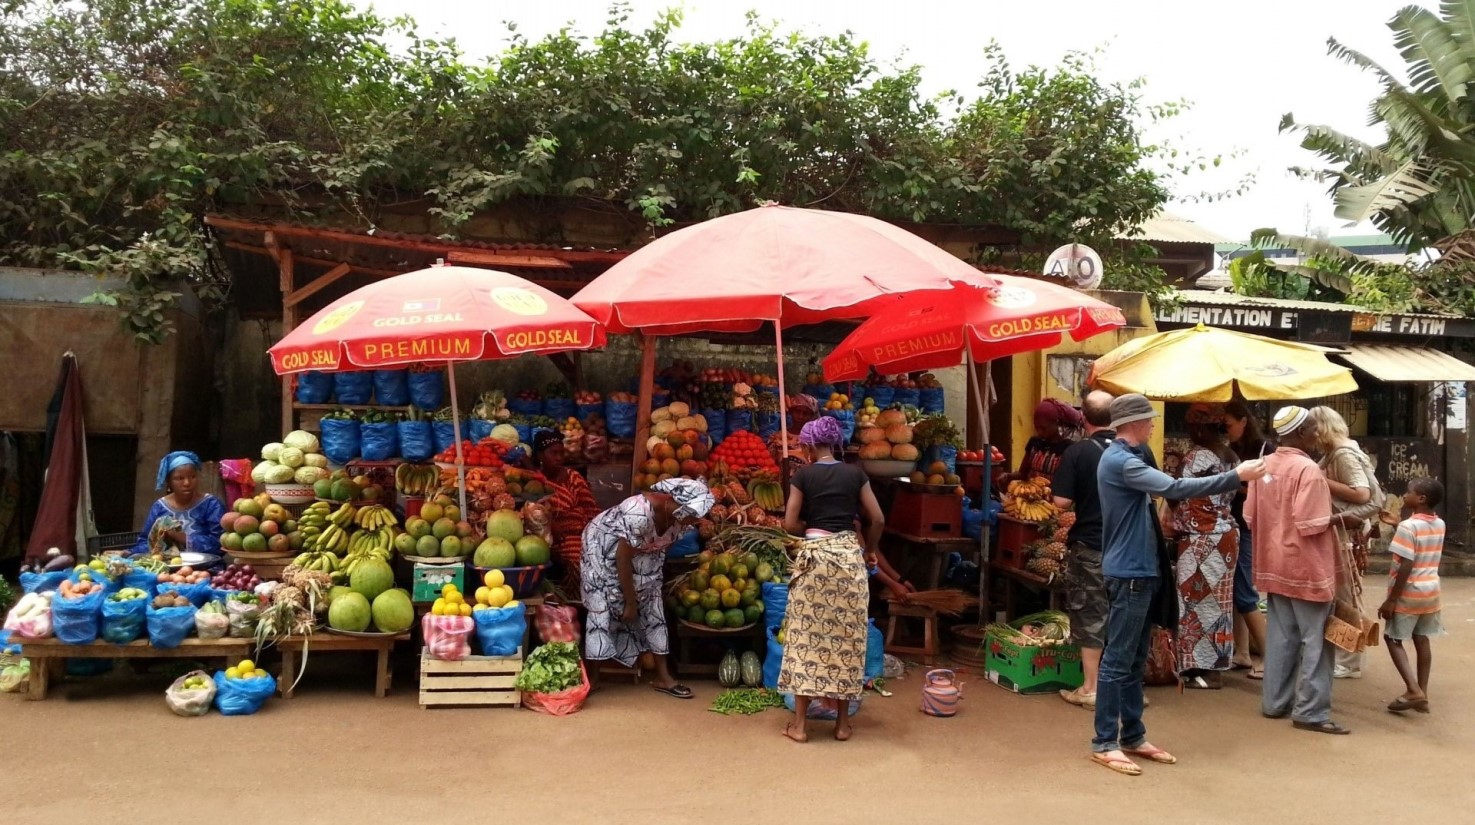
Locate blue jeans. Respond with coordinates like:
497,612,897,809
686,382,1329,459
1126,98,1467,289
1092,575,1157,753
1233,527,1259,614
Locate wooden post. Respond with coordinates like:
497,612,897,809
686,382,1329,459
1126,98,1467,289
271,239,296,436
630,333,659,490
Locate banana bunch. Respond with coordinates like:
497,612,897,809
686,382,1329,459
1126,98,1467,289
329,502,356,528
745,478,785,511
341,538,393,578
354,504,397,530
395,463,439,496
296,501,334,545
1006,477,1053,501
348,526,395,557
292,550,343,574
1003,495,1058,523
312,523,350,554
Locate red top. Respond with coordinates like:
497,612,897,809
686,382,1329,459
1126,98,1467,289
1244,447,1338,603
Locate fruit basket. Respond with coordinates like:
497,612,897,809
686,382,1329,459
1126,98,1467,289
677,618,758,634
265,483,315,504
861,459,915,478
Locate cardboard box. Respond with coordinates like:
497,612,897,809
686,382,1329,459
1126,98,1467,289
984,636,1083,695
412,562,466,602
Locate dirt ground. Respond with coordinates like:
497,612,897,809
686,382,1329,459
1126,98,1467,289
5,577,1472,824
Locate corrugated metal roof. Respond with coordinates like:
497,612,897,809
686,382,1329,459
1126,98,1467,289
1337,344,1475,382
1119,211,1232,245
1170,289,1372,313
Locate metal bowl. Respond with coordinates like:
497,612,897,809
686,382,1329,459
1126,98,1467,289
861,459,916,478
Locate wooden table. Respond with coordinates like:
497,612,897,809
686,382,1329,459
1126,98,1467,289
881,529,978,591
17,637,253,701
276,632,411,698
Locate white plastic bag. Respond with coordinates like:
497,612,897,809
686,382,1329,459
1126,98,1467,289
0,654,30,693
421,614,473,661
165,669,217,717
194,606,229,641
3,592,53,639
227,599,261,639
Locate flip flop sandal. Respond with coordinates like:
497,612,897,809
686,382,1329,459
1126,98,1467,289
653,684,693,699
1387,697,1430,713
1247,668,1264,681
1124,745,1178,764
1090,753,1142,776
1292,720,1351,735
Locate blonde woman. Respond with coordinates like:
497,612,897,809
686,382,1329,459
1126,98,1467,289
1308,406,1384,679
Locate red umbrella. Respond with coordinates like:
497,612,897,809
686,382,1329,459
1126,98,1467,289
270,266,604,373
822,274,1127,381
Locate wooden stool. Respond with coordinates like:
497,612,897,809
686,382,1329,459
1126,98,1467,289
597,660,644,684
884,603,941,664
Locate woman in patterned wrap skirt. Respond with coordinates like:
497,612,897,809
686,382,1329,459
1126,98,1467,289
778,417,885,743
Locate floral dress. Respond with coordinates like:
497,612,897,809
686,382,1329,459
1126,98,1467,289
132,494,226,555
1171,447,1239,674
580,495,677,667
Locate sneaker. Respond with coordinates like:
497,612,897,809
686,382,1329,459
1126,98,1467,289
1060,688,1096,708
1333,666,1362,680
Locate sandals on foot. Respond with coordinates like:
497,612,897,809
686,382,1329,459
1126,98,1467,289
653,684,693,699
1387,696,1430,713
1247,667,1264,681
1091,752,1142,776
1292,720,1351,735
1124,744,1177,764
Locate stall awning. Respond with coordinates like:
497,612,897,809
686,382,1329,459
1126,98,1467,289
1337,344,1475,382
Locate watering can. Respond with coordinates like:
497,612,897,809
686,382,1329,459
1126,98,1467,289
921,668,961,717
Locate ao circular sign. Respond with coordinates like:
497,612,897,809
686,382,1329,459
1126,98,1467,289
1044,244,1104,289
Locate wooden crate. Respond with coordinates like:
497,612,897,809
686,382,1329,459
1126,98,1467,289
418,648,522,708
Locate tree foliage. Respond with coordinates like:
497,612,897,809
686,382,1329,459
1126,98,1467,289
1,0,1178,340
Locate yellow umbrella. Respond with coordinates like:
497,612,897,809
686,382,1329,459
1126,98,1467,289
1088,323,1358,402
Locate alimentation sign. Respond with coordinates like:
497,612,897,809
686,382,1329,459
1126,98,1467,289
1156,303,1474,340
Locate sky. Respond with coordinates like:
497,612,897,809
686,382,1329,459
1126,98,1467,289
352,0,1425,243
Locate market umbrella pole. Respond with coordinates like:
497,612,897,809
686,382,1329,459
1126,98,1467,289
447,362,468,520
968,349,994,624
774,324,789,461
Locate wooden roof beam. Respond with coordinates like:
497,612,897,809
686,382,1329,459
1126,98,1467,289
285,262,351,309
445,249,573,270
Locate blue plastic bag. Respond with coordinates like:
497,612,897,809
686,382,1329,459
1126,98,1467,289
923,445,958,475
666,529,700,558
507,397,544,418
372,370,410,406
320,418,362,465
295,371,333,404
513,422,534,445
867,386,895,407
468,419,494,443
121,562,158,595
919,386,945,414
700,408,725,444
19,571,66,594
726,408,752,435
157,580,212,607
756,411,781,440
825,409,856,443
761,582,788,630
962,507,985,540
398,420,433,462
763,625,784,689
544,397,575,421
146,602,197,649
784,693,861,719
408,369,445,409
431,421,459,454
360,422,399,461
865,619,884,683
472,606,527,657
68,568,120,596
100,595,148,644
605,400,637,439
213,670,277,716
802,383,834,402
577,403,604,424
651,390,670,410
334,372,374,404
52,589,105,644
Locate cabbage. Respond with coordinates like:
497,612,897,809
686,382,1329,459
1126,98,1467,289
283,430,320,453
294,465,327,485
490,424,520,446
276,446,305,469
302,453,328,469
251,460,280,483
261,442,284,462
265,465,296,484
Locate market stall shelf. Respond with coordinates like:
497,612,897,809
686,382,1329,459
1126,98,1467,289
18,637,254,701
224,550,293,581
880,529,976,592
418,648,522,708
673,621,763,678
277,632,410,699
884,602,941,665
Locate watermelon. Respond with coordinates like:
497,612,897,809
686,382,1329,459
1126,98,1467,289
718,651,741,687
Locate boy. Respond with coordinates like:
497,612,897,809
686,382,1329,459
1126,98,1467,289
1378,477,1445,714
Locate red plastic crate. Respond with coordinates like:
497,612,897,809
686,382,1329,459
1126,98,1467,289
888,487,962,538
992,516,1042,569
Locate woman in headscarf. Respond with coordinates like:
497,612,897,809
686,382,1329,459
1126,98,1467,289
1170,404,1242,688
533,430,600,593
779,416,884,743
581,477,714,699
1006,398,1085,486
131,451,225,556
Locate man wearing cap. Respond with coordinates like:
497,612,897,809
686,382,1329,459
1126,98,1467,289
1090,393,1267,775
1245,406,1362,735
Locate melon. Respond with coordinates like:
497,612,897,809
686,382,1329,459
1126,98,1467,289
349,557,394,602
439,535,463,558
740,651,762,687
415,535,441,557
884,423,913,444
859,442,894,460
718,650,741,687
485,509,524,543
474,537,517,568
858,427,888,444
328,585,353,604
515,535,551,566
891,443,920,462
370,589,414,633
876,409,908,428
328,592,371,632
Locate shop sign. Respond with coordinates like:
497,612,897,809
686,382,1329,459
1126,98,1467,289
1361,437,1443,495
1156,303,1475,338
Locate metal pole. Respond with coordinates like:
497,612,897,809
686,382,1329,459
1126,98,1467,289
967,347,994,624
447,361,467,519
775,323,789,461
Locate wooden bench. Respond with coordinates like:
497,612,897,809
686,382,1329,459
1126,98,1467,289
17,637,253,701
882,529,978,591
276,633,411,699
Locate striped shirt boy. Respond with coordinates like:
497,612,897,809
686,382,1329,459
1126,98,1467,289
1388,513,1444,615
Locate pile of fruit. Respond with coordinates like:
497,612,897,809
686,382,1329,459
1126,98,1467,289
957,447,1006,464
574,389,602,406
325,577,413,634
637,415,711,490
856,396,881,429
823,392,853,412
698,465,785,531
709,430,780,479
430,583,472,617
856,408,919,462
152,591,191,609
224,658,268,681
399,504,476,559
220,496,300,555
1025,540,1068,577
394,463,440,496
252,430,330,487
156,566,210,586
607,391,638,405
177,672,212,691
107,587,149,604
908,461,964,493
471,509,551,568
472,569,521,611
311,469,386,503
1003,477,1059,523
667,550,777,630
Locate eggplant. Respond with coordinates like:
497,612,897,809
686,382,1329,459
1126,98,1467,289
42,554,75,572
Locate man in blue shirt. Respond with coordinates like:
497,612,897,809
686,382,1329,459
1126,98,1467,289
1090,394,1266,775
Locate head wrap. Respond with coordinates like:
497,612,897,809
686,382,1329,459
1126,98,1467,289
1034,398,1085,431
1185,403,1226,426
798,416,845,449
651,478,715,520
156,451,201,491
1273,406,1310,436
532,429,562,459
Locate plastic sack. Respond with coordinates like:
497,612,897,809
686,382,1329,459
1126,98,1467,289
19,571,66,594
701,408,726,445
52,589,105,645
146,602,196,649
761,582,788,630
422,613,474,661
535,596,581,645
195,607,229,640
408,369,445,409
4,593,53,639
295,370,334,404
763,625,784,689
213,670,276,716
605,400,637,439
919,387,945,414
962,507,986,540
0,654,30,693
726,408,753,435
666,529,700,558
166,669,217,717
121,564,158,595
100,595,148,644
865,619,884,684
784,693,862,719
924,445,957,475
473,606,527,657
333,371,373,404
157,580,212,608
514,423,535,445
508,397,544,418
894,387,920,408
867,386,895,407
824,409,856,443
397,420,434,462
576,403,604,424
523,661,590,717
802,384,835,402
756,411,781,440
432,421,459,454
468,419,495,443
882,654,906,680
320,418,362,465
69,567,120,595
372,369,410,406
227,599,261,639
359,422,398,461
544,397,576,421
